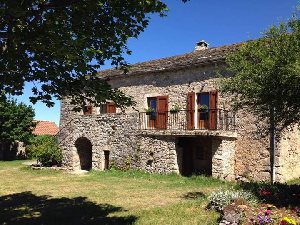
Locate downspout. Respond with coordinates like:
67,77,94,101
270,107,276,184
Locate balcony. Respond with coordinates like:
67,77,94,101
139,109,236,132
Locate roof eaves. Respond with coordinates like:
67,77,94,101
107,57,226,79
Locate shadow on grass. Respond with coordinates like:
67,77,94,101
239,182,300,207
182,191,206,200
0,192,136,225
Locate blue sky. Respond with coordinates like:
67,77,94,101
16,0,299,125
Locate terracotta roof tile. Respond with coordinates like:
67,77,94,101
97,42,242,78
32,121,59,136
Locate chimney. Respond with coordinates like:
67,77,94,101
194,40,209,51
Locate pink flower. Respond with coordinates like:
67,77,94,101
265,209,271,215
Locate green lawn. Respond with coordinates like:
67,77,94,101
0,160,231,225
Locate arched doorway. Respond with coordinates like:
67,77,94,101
75,137,92,170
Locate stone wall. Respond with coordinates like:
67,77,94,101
277,125,300,182
212,137,236,180
138,135,178,173
60,112,139,170
234,110,271,181
109,65,232,114
59,108,236,179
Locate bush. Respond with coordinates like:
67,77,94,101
26,135,62,166
208,188,258,212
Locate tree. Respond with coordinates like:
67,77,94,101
26,135,62,166
0,97,35,160
220,13,300,183
0,0,188,108
0,97,35,143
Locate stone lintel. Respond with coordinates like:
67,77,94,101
139,129,237,139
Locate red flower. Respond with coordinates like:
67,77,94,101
259,189,272,196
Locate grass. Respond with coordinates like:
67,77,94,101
1,161,299,225
0,160,230,225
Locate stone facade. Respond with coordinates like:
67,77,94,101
60,112,139,170
234,110,271,181
276,125,300,182
212,137,236,180
59,46,300,182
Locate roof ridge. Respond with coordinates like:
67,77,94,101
96,41,244,78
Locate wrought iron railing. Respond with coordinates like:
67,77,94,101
139,109,236,131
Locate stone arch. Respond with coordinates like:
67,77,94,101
75,137,93,170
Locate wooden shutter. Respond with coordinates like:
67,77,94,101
156,96,168,129
209,91,218,129
187,92,195,130
107,102,116,113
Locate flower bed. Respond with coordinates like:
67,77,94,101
208,183,300,225
243,204,299,224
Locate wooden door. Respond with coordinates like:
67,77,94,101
187,92,195,130
156,96,168,129
104,151,110,170
209,91,218,129
107,102,116,113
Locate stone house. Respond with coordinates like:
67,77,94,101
59,41,300,182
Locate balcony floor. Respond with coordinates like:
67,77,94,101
139,129,237,139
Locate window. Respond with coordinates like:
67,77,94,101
147,97,157,120
100,104,107,114
197,91,218,129
83,105,93,115
146,96,168,129
100,102,116,114
187,91,218,130
198,92,209,120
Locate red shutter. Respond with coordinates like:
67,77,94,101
84,106,93,115
187,92,195,130
209,91,218,129
156,96,168,129
107,102,116,113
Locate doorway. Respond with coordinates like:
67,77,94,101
75,137,92,170
104,150,110,170
177,137,212,176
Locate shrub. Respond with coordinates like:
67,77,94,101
208,188,258,212
26,135,62,166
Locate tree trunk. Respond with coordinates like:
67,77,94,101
270,107,276,184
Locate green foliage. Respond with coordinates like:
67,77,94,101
0,97,35,143
220,11,300,132
208,189,258,212
199,104,209,111
239,181,300,207
144,107,155,113
170,103,182,113
0,0,188,108
26,135,62,166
